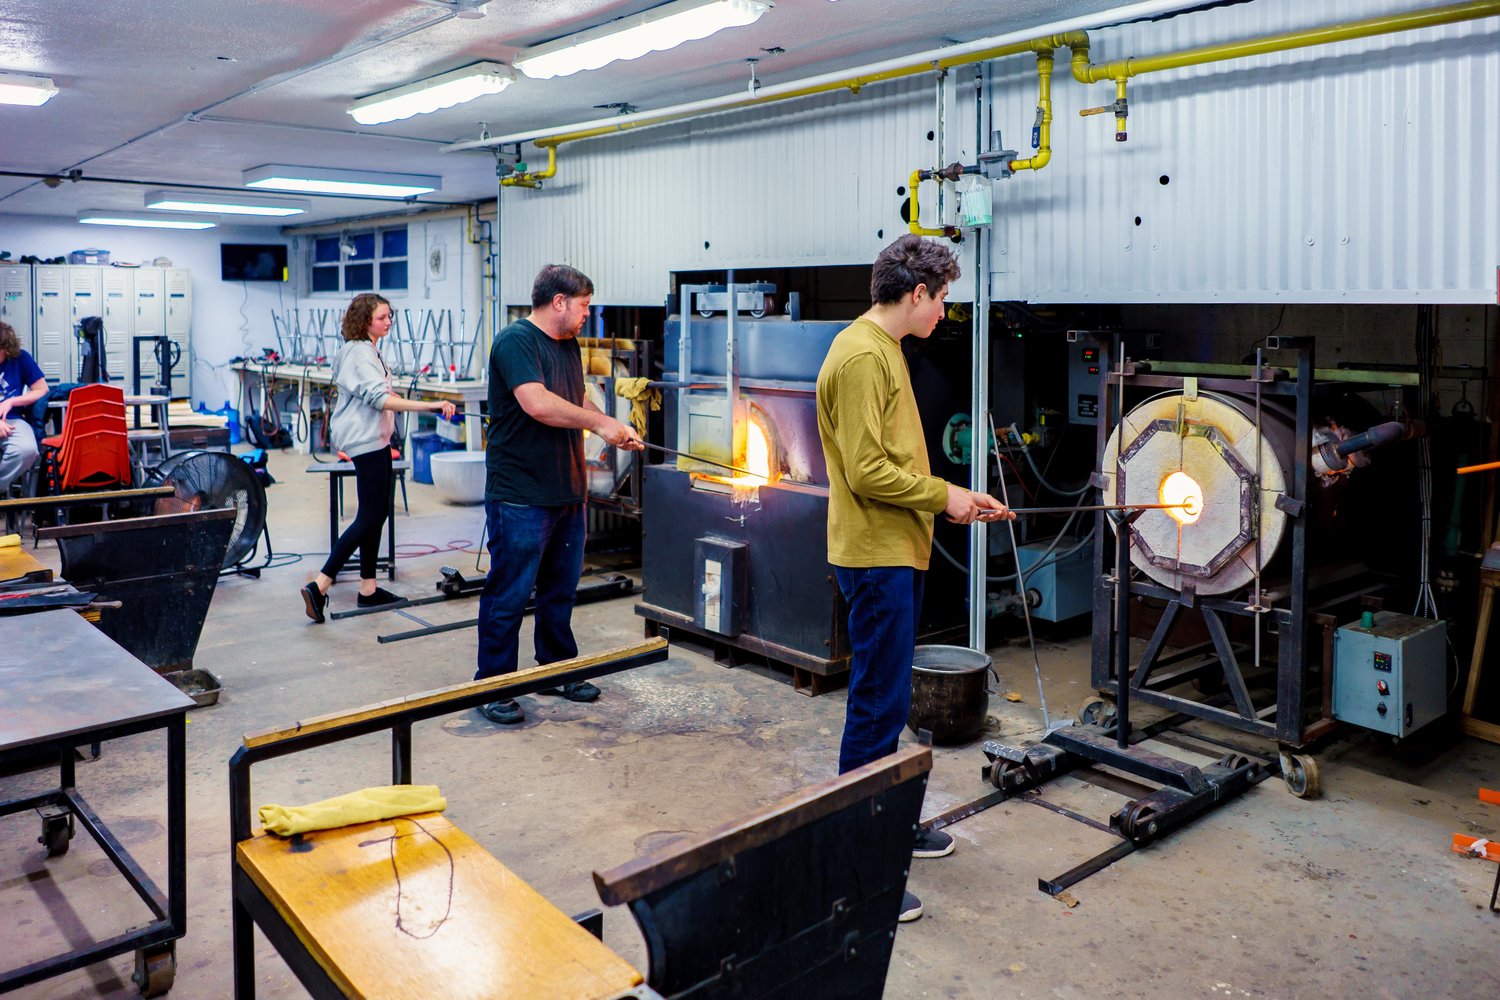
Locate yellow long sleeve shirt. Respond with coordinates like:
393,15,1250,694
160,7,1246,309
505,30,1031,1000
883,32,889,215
816,318,949,570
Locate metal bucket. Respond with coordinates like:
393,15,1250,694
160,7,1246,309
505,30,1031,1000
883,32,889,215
907,645,992,746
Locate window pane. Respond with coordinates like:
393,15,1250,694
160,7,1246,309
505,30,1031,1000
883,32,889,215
348,232,375,261
311,265,340,292
379,260,408,291
345,263,374,291
381,228,408,259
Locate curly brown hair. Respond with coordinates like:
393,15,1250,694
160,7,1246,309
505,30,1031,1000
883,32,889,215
870,234,961,306
342,293,391,342
0,321,20,361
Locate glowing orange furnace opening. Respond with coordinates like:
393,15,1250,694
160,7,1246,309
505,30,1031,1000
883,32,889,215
1159,470,1203,525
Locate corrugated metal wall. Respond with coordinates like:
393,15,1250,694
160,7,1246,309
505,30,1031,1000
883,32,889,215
499,0,1500,306
499,77,935,306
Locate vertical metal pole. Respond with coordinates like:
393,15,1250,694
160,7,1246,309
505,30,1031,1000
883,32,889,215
725,270,739,463
677,286,693,458
392,721,413,785
1114,513,1133,749
167,714,187,933
1279,339,1314,744
968,236,989,650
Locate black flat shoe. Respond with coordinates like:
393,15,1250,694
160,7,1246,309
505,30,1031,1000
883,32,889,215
301,582,326,623
357,587,403,608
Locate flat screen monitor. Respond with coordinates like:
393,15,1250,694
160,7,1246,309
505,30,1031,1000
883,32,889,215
221,243,288,282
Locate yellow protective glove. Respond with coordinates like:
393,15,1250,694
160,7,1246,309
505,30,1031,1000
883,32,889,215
257,784,446,837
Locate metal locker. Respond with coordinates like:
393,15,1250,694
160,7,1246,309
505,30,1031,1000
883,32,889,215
32,265,73,383
134,267,165,386
101,267,133,385
164,268,191,397
68,266,103,382
0,265,32,350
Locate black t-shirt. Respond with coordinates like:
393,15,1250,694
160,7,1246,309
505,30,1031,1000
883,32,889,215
485,318,586,504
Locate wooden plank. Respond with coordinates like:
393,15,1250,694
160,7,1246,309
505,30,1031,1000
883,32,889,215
594,745,931,906
243,638,667,748
237,813,642,1000
0,485,173,512
1461,716,1500,746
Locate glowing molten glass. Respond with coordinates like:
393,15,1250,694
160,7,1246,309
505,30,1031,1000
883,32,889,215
1160,470,1203,524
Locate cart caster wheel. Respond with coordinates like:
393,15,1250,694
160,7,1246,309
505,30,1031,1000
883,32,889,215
1280,752,1321,799
1077,696,1117,728
1116,800,1160,842
133,945,175,997
39,810,74,857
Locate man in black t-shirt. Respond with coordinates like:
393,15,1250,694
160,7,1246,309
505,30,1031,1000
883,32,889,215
475,265,643,725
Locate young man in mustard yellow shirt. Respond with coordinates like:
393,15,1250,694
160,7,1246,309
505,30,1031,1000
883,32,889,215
816,235,1013,922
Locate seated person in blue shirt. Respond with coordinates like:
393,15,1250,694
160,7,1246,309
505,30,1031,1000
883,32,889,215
0,321,47,495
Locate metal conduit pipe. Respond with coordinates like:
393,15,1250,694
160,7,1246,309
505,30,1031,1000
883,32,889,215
1068,0,1500,140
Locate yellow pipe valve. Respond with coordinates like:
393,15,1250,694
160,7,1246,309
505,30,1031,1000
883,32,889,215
1078,78,1129,142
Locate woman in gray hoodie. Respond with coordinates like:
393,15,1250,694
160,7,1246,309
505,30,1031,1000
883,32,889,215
301,293,456,622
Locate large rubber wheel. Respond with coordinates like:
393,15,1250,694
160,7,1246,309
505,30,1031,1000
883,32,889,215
1280,752,1321,799
1077,696,1118,728
133,945,175,997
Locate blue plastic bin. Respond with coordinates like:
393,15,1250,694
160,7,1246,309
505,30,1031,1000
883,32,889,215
411,431,460,484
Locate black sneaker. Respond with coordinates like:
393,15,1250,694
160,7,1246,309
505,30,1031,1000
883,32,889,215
357,587,404,608
539,680,600,702
301,583,326,623
898,890,924,922
478,700,524,725
913,827,954,859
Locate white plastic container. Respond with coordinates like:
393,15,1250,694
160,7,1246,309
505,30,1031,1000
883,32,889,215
429,450,486,504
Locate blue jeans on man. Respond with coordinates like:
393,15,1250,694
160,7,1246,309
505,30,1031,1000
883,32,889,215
834,565,926,774
476,500,586,684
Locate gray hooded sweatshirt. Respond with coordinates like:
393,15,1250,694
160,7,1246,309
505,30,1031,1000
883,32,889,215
329,340,395,458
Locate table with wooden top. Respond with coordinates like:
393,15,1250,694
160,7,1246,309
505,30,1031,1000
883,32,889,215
0,608,194,994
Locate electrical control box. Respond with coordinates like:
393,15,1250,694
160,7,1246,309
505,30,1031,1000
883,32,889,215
1065,332,1161,425
1332,612,1446,738
694,537,747,637
1016,538,1092,622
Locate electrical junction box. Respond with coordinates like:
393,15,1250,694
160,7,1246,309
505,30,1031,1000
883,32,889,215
1332,611,1446,738
1016,538,1092,622
1065,332,1162,426
694,537,747,637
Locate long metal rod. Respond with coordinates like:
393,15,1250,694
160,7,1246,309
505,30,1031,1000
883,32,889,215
988,412,1050,728
1005,502,1190,516
642,441,758,479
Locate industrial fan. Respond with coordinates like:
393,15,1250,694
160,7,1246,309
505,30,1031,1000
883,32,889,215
149,451,268,571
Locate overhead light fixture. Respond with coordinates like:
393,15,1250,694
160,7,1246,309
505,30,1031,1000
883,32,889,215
514,0,771,80
78,210,216,230
145,190,310,217
349,61,513,125
0,70,59,107
242,164,441,198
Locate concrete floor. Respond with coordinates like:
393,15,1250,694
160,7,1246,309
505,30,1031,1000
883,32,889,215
3,447,1499,999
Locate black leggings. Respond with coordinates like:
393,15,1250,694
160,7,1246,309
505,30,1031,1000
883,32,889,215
320,448,393,581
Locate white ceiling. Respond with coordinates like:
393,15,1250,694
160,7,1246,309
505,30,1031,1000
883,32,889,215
0,0,1171,226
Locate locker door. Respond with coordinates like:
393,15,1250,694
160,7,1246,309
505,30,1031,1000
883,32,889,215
68,266,104,382
102,268,134,389
33,266,72,383
134,267,165,386
164,269,191,397
0,265,33,349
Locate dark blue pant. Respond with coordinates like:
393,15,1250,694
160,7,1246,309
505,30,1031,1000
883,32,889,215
475,500,586,681
834,566,925,774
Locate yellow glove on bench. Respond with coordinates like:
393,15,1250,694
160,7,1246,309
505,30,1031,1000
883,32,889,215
258,784,446,837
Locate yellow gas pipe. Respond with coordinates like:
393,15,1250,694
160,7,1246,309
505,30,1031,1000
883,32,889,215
907,168,960,240
499,144,557,188
1069,0,1500,140
1007,51,1055,173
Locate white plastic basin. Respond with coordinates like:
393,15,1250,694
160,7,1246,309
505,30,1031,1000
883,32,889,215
429,450,486,504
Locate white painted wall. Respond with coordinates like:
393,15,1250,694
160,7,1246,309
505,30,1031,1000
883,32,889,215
0,213,288,408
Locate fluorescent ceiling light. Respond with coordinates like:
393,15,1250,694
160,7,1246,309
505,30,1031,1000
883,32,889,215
0,71,58,107
242,164,441,198
515,0,771,80
145,190,310,217
78,210,216,230
349,61,513,125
